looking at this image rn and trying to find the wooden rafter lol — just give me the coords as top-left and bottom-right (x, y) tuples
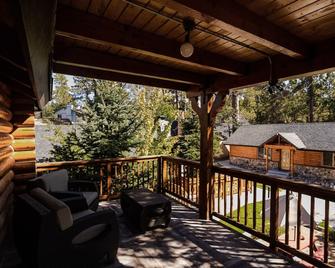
(212, 38), (335, 92)
(15, 0), (57, 108)
(54, 47), (205, 86)
(157, 0), (308, 58)
(55, 6), (246, 76)
(54, 63), (192, 91)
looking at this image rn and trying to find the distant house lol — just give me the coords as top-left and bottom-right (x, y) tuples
(224, 123), (335, 181)
(55, 104), (77, 123)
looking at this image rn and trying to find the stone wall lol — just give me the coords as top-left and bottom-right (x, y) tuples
(295, 165), (335, 188)
(230, 156), (335, 189)
(230, 156), (278, 172)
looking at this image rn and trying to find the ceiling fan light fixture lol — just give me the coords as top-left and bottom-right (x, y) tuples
(180, 42), (194, 58)
(180, 18), (195, 58)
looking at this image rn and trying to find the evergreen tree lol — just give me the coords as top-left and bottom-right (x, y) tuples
(43, 74), (73, 118)
(51, 79), (141, 160)
(134, 87), (178, 156)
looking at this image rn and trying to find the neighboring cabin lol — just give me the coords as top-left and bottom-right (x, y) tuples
(224, 123), (335, 183)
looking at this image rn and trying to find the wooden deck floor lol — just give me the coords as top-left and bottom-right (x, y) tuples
(1, 199), (302, 268)
(100, 199), (302, 268)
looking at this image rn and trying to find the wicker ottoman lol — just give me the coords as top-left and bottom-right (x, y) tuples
(120, 189), (171, 232)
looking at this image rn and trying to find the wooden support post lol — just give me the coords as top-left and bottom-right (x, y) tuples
(265, 147), (268, 173)
(188, 90), (227, 219)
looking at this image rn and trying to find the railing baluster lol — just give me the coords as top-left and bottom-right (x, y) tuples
(183, 165), (186, 199)
(230, 176), (233, 218)
(107, 163), (112, 198)
(191, 166), (194, 203)
(218, 173), (221, 214)
(223, 174), (227, 217)
(297, 193), (302, 250)
(309, 196), (315, 257)
(269, 184), (279, 250)
(262, 183), (266, 234)
(237, 178), (241, 222)
(324, 200), (329, 263)
(285, 190), (290, 245)
(244, 179), (248, 226)
(187, 165), (190, 201)
(99, 165), (104, 197)
(253, 181), (257, 229)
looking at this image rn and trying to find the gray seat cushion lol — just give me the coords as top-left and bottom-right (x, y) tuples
(72, 209), (107, 244)
(35, 169), (69, 192)
(30, 188), (73, 231)
(72, 224), (108, 245)
(82, 192), (98, 206)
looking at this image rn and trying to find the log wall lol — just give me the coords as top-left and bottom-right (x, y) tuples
(0, 80), (36, 246)
(0, 81), (15, 245)
(11, 96), (36, 181)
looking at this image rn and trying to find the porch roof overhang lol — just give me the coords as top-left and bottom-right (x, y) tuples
(2, 0), (335, 108)
(263, 132), (306, 150)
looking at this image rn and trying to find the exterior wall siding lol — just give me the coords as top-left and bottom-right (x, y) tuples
(0, 81), (36, 247)
(229, 145), (334, 185)
(0, 81), (15, 245)
(230, 145), (258, 159)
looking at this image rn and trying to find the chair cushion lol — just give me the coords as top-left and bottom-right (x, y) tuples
(30, 188), (73, 231)
(37, 169), (69, 192)
(72, 209), (94, 221)
(82, 192), (98, 206)
(72, 224), (108, 245)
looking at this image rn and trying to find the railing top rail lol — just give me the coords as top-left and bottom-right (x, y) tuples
(212, 164), (335, 202)
(36, 155), (162, 169)
(161, 156), (200, 167)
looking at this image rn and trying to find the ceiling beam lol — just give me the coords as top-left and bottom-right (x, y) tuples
(55, 6), (246, 76)
(54, 47), (206, 86)
(212, 38), (335, 92)
(54, 63), (192, 91)
(15, 0), (57, 108)
(158, 0), (309, 58)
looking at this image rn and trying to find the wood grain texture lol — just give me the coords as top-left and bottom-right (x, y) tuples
(0, 170), (14, 194)
(0, 134), (13, 149)
(0, 157), (15, 178)
(0, 146), (14, 161)
(0, 104), (12, 121)
(12, 138), (35, 151)
(13, 150), (36, 161)
(230, 145), (258, 159)
(0, 119), (13, 133)
(11, 127), (35, 138)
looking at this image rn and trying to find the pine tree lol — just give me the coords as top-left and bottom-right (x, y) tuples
(51, 79), (141, 160)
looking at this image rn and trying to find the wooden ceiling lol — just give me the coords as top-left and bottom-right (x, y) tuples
(1, 0), (335, 108)
(53, 0), (335, 92)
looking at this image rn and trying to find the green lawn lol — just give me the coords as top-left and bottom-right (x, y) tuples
(220, 200), (285, 237)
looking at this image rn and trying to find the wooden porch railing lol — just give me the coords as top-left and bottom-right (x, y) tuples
(36, 155), (161, 200)
(36, 156), (335, 267)
(211, 165), (335, 268)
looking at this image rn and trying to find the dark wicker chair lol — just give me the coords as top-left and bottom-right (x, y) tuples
(30, 169), (99, 211)
(13, 188), (119, 268)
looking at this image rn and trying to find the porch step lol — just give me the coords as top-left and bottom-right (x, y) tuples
(267, 169), (289, 178)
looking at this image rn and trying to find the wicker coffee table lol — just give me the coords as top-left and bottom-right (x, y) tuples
(120, 189), (171, 232)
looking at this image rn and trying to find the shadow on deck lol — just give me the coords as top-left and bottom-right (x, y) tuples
(101, 199), (301, 268)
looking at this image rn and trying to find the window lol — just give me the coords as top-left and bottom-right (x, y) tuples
(323, 152), (335, 167)
(258, 147), (271, 159)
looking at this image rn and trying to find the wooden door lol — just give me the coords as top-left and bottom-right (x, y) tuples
(281, 150), (290, 170)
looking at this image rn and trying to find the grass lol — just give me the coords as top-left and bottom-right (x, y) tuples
(220, 200), (285, 237)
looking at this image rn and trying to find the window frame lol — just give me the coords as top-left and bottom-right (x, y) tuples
(323, 151), (335, 167)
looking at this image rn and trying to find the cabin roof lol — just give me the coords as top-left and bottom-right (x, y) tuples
(224, 122), (335, 152)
